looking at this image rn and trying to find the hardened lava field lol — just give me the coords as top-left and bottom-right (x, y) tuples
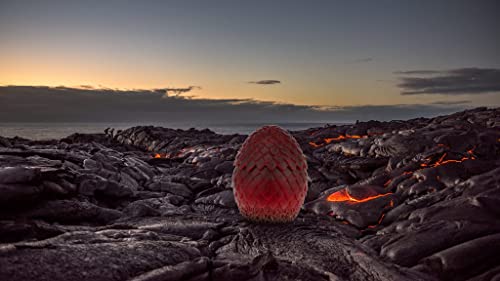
(1, 107), (500, 281)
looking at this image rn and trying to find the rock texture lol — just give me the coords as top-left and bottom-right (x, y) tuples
(0, 107), (499, 281)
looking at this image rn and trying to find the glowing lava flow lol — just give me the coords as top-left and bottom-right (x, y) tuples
(367, 214), (386, 229)
(308, 142), (323, 148)
(325, 134), (362, 143)
(327, 188), (393, 203)
(420, 147), (476, 168)
(309, 134), (365, 148)
(152, 147), (195, 159)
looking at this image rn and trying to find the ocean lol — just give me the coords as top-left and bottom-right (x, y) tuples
(0, 122), (337, 140)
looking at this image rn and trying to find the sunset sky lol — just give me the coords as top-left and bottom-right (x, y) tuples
(0, 0), (499, 123)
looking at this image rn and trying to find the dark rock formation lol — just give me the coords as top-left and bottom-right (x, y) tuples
(1, 107), (499, 280)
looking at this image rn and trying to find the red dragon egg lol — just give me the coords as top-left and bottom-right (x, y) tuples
(232, 125), (308, 222)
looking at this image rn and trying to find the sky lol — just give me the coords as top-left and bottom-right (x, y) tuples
(0, 0), (499, 123)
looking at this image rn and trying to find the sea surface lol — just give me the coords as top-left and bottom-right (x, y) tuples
(0, 122), (341, 140)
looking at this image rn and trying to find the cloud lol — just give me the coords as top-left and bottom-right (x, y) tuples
(348, 58), (373, 63)
(430, 100), (472, 106)
(396, 67), (500, 95)
(0, 85), (470, 123)
(155, 86), (201, 96)
(248, 80), (281, 85)
(394, 70), (440, 75)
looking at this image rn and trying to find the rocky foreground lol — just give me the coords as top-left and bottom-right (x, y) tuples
(0, 107), (499, 281)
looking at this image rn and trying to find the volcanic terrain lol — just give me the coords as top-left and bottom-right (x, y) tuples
(1, 107), (499, 281)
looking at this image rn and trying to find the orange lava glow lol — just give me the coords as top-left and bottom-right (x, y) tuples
(310, 134), (366, 147)
(308, 141), (323, 148)
(152, 147), (193, 159)
(420, 147), (476, 168)
(325, 134), (362, 144)
(367, 213), (386, 229)
(437, 143), (450, 148)
(327, 188), (393, 203)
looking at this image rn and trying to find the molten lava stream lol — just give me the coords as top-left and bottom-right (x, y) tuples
(309, 134), (366, 147)
(367, 213), (386, 229)
(327, 188), (392, 203)
(420, 148), (476, 168)
(325, 134), (363, 144)
(308, 141), (322, 148)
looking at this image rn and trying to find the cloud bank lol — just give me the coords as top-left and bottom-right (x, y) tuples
(248, 80), (281, 85)
(348, 58), (373, 64)
(396, 68), (500, 95)
(394, 70), (440, 75)
(156, 86), (201, 96)
(0, 85), (469, 123)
